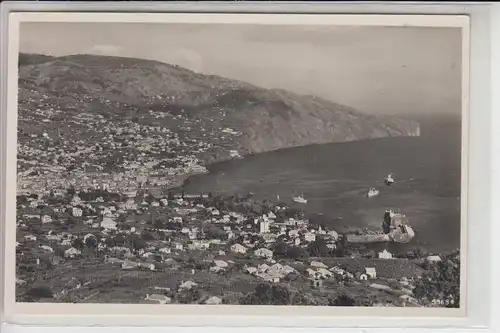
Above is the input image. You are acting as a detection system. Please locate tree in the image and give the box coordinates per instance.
[66,186,76,197]
[177,288,202,304]
[204,225,227,241]
[127,234,145,251]
[240,283,292,305]
[330,294,356,306]
[334,235,350,257]
[141,231,155,241]
[413,251,460,308]
[287,246,309,259]
[54,247,66,258]
[26,286,53,300]
[72,238,85,250]
[85,236,98,249]
[307,238,331,257]
[272,240,289,258]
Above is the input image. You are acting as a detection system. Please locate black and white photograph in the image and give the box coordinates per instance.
[10,14,468,310]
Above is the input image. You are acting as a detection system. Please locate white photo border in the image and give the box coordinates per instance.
[0,1,496,332]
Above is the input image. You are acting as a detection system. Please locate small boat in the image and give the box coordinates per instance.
[384,174,395,186]
[367,188,379,198]
[292,194,307,204]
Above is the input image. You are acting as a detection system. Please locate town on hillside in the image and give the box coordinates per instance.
[15,57,460,308]
[16,182,459,307]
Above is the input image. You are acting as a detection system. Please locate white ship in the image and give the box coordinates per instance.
[384,174,395,186]
[292,194,307,204]
[367,188,379,198]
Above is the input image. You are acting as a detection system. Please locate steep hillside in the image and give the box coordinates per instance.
[17,53,420,175]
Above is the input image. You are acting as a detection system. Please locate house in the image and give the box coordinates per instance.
[266,263,283,274]
[259,220,270,234]
[24,235,37,241]
[41,215,52,224]
[310,279,324,289]
[173,242,183,251]
[145,294,171,304]
[205,296,222,305]
[39,245,54,252]
[254,248,273,259]
[330,266,346,276]
[173,216,183,223]
[306,268,321,279]
[101,217,117,230]
[378,249,393,259]
[310,261,328,269]
[294,238,301,246]
[328,230,339,240]
[326,242,336,250]
[71,195,83,206]
[230,243,247,254]
[61,239,72,246]
[262,233,277,244]
[72,207,83,217]
[257,263,270,273]
[427,255,442,263]
[159,247,171,254]
[64,247,81,258]
[213,260,228,269]
[365,267,377,279]
[281,265,295,275]
[139,262,156,271]
[179,280,198,290]
[246,266,258,275]
[121,199,138,211]
[288,229,299,238]
[83,233,96,243]
[316,268,333,278]
[256,272,281,283]
[304,232,316,243]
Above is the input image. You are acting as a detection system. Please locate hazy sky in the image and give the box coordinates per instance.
[19,22,463,117]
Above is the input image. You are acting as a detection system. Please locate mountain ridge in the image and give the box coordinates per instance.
[18,52,420,168]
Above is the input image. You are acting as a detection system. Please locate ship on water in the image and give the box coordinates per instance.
[384,173,395,186]
[367,188,379,198]
[292,194,307,204]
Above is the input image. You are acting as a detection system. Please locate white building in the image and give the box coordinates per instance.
[64,247,81,258]
[259,220,270,234]
[41,215,52,224]
[145,294,171,304]
[304,232,316,243]
[254,248,273,259]
[72,207,83,217]
[365,267,377,279]
[205,296,222,305]
[378,249,393,259]
[231,243,247,254]
[310,261,328,269]
[427,255,442,263]
[101,217,117,230]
